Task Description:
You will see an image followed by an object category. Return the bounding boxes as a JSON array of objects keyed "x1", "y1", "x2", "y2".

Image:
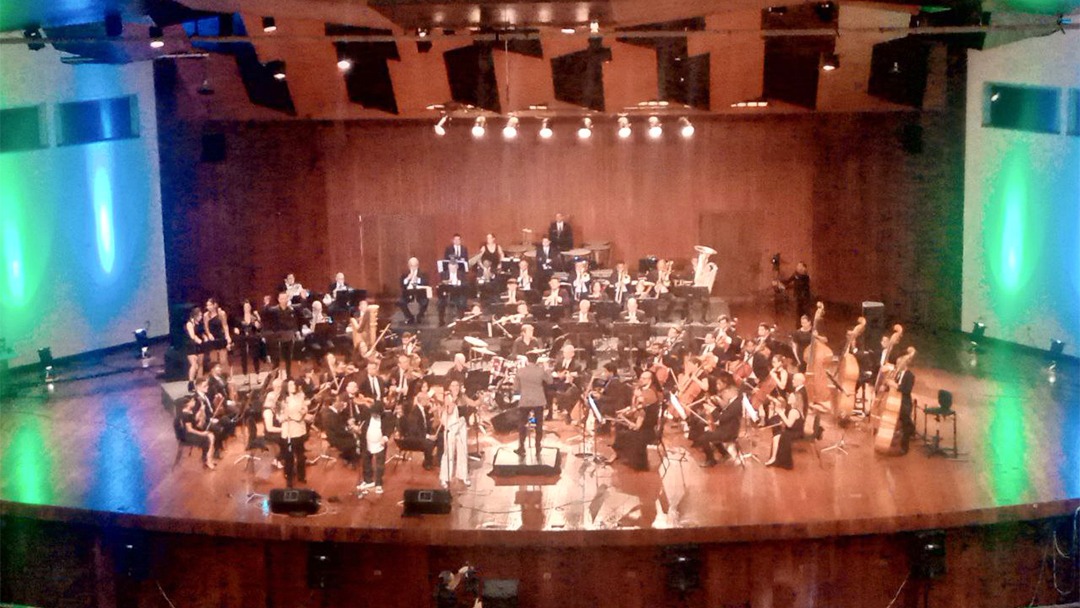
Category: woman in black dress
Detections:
[
  {"x1": 235, "y1": 299, "x2": 264, "y2": 376},
  {"x1": 204, "y1": 298, "x2": 232, "y2": 372},
  {"x1": 183, "y1": 307, "x2": 205, "y2": 391},
  {"x1": 764, "y1": 391, "x2": 804, "y2": 469},
  {"x1": 612, "y1": 369, "x2": 661, "y2": 471},
  {"x1": 478, "y1": 233, "x2": 504, "y2": 271}
]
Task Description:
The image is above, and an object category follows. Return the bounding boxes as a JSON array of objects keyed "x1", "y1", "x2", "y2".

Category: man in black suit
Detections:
[
  {"x1": 535, "y1": 236, "x2": 561, "y2": 277},
  {"x1": 358, "y1": 359, "x2": 386, "y2": 405},
  {"x1": 262, "y1": 291, "x2": 299, "y2": 376},
  {"x1": 694, "y1": 379, "x2": 743, "y2": 466},
  {"x1": 397, "y1": 257, "x2": 430, "y2": 325},
  {"x1": 443, "y1": 233, "x2": 469, "y2": 264},
  {"x1": 548, "y1": 212, "x2": 574, "y2": 252},
  {"x1": 514, "y1": 357, "x2": 552, "y2": 457},
  {"x1": 327, "y1": 272, "x2": 351, "y2": 299},
  {"x1": 396, "y1": 386, "x2": 437, "y2": 469},
  {"x1": 591, "y1": 362, "x2": 631, "y2": 426},
  {"x1": 891, "y1": 363, "x2": 917, "y2": 453}
]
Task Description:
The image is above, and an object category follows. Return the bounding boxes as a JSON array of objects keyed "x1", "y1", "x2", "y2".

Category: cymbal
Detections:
[
  {"x1": 464, "y1": 336, "x2": 489, "y2": 348},
  {"x1": 473, "y1": 346, "x2": 497, "y2": 357},
  {"x1": 523, "y1": 250, "x2": 537, "y2": 258},
  {"x1": 503, "y1": 244, "x2": 530, "y2": 254},
  {"x1": 695, "y1": 245, "x2": 717, "y2": 255}
]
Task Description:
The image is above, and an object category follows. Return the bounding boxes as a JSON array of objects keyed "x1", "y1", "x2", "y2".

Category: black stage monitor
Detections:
[
  {"x1": 403, "y1": 488, "x2": 452, "y2": 516},
  {"x1": 269, "y1": 488, "x2": 321, "y2": 516}
]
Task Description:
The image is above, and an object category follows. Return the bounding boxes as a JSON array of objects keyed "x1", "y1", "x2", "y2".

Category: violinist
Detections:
[
  {"x1": 589, "y1": 362, "x2": 631, "y2": 424},
  {"x1": 396, "y1": 381, "x2": 437, "y2": 470},
  {"x1": 176, "y1": 381, "x2": 216, "y2": 469},
  {"x1": 359, "y1": 359, "x2": 387, "y2": 405},
  {"x1": 673, "y1": 355, "x2": 708, "y2": 421},
  {"x1": 387, "y1": 354, "x2": 420, "y2": 411},
  {"x1": 322, "y1": 386, "x2": 360, "y2": 466},
  {"x1": 693, "y1": 376, "x2": 743, "y2": 467},
  {"x1": 611, "y1": 369, "x2": 661, "y2": 471}
]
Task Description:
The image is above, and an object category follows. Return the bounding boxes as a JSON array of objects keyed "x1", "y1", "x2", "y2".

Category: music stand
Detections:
[
  {"x1": 437, "y1": 260, "x2": 469, "y2": 276},
  {"x1": 531, "y1": 304, "x2": 565, "y2": 322}
]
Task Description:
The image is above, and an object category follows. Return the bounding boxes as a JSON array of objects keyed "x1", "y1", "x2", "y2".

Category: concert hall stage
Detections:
[{"x1": 1, "y1": 319, "x2": 1077, "y2": 607}]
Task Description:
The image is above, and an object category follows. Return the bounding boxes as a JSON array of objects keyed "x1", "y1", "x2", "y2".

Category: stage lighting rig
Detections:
[
  {"x1": 23, "y1": 27, "x2": 45, "y2": 51},
  {"x1": 471, "y1": 116, "x2": 486, "y2": 138},
  {"x1": 821, "y1": 53, "x2": 840, "y2": 71},
  {"x1": 617, "y1": 116, "x2": 631, "y2": 139},
  {"x1": 262, "y1": 17, "x2": 277, "y2": 33},
  {"x1": 502, "y1": 117, "x2": 519, "y2": 139},
  {"x1": 134, "y1": 328, "x2": 151, "y2": 365},
  {"x1": 38, "y1": 347, "x2": 55, "y2": 391},
  {"x1": 148, "y1": 26, "x2": 164, "y2": 49},
  {"x1": 577, "y1": 117, "x2": 593, "y2": 140},
  {"x1": 538, "y1": 118, "x2": 553, "y2": 139},
  {"x1": 434, "y1": 115, "x2": 449, "y2": 136},
  {"x1": 678, "y1": 117, "x2": 695, "y2": 138},
  {"x1": 647, "y1": 116, "x2": 663, "y2": 139}
]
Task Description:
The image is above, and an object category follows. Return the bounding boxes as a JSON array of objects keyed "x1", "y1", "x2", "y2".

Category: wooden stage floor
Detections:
[{"x1": 1, "y1": 321, "x2": 1078, "y2": 547}]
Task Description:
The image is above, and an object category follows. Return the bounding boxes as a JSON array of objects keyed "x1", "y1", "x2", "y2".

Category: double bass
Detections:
[
  {"x1": 870, "y1": 324, "x2": 905, "y2": 418},
  {"x1": 874, "y1": 346, "x2": 916, "y2": 455},
  {"x1": 803, "y1": 302, "x2": 834, "y2": 404},
  {"x1": 829, "y1": 316, "x2": 866, "y2": 419}
]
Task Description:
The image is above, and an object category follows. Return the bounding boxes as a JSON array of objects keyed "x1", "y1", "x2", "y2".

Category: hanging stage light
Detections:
[
  {"x1": 503, "y1": 117, "x2": 520, "y2": 140},
  {"x1": 471, "y1": 116, "x2": 487, "y2": 138},
  {"x1": 434, "y1": 115, "x2": 449, "y2": 136},
  {"x1": 617, "y1": 116, "x2": 631, "y2": 139},
  {"x1": 538, "y1": 118, "x2": 553, "y2": 140},
  {"x1": 148, "y1": 26, "x2": 164, "y2": 49},
  {"x1": 678, "y1": 117, "x2": 695, "y2": 138},
  {"x1": 262, "y1": 17, "x2": 277, "y2": 33},
  {"x1": 647, "y1": 116, "x2": 663, "y2": 139},
  {"x1": 577, "y1": 117, "x2": 593, "y2": 140}
]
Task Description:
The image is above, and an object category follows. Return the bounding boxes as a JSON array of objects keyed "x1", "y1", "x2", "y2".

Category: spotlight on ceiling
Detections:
[
  {"x1": 471, "y1": 116, "x2": 486, "y2": 138},
  {"x1": 434, "y1": 115, "x2": 449, "y2": 136},
  {"x1": 971, "y1": 322, "x2": 986, "y2": 343},
  {"x1": 337, "y1": 58, "x2": 353, "y2": 71},
  {"x1": 678, "y1": 117, "x2": 695, "y2": 138},
  {"x1": 502, "y1": 116, "x2": 519, "y2": 140},
  {"x1": 821, "y1": 52, "x2": 840, "y2": 72},
  {"x1": 539, "y1": 118, "x2": 553, "y2": 140},
  {"x1": 617, "y1": 116, "x2": 631, "y2": 139},
  {"x1": 262, "y1": 16, "x2": 277, "y2": 33},
  {"x1": 148, "y1": 26, "x2": 164, "y2": 49},
  {"x1": 577, "y1": 117, "x2": 593, "y2": 140},
  {"x1": 1050, "y1": 339, "x2": 1065, "y2": 358},
  {"x1": 417, "y1": 28, "x2": 429, "y2": 38},
  {"x1": 561, "y1": 27, "x2": 576, "y2": 34},
  {"x1": 268, "y1": 60, "x2": 286, "y2": 81},
  {"x1": 647, "y1": 116, "x2": 663, "y2": 139}
]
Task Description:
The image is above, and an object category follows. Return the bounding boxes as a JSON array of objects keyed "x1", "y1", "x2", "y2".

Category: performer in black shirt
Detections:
[
  {"x1": 443, "y1": 234, "x2": 469, "y2": 264},
  {"x1": 779, "y1": 262, "x2": 813, "y2": 326},
  {"x1": 548, "y1": 212, "x2": 574, "y2": 252},
  {"x1": 262, "y1": 292, "x2": 298, "y2": 376}
]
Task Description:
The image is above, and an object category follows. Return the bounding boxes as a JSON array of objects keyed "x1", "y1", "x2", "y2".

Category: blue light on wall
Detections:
[{"x1": 92, "y1": 162, "x2": 115, "y2": 274}]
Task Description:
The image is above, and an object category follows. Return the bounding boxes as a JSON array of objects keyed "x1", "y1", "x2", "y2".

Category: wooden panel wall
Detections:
[
  {"x1": 157, "y1": 54, "x2": 965, "y2": 330},
  {"x1": 3, "y1": 515, "x2": 1075, "y2": 608}
]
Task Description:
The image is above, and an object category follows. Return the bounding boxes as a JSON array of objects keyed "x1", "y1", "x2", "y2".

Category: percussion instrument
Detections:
[
  {"x1": 561, "y1": 248, "x2": 592, "y2": 259},
  {"x1": 464, "y1": 336, "x2": 489, "y2": 349},
  {"x1": 504, "y1": 244, "x2": 531, "y2": 255},
  {"x1": 524, "y1": 250, "x2": 537, "y2": 258},
  {"x1": 584, "y1": 241, "x2": 612, "y2": 266},
  {"x1": 472, "y1": 346, "x2": 497, "y2": 357}
]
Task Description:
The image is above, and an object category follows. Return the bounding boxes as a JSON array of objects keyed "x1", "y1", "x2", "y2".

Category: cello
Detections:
[
  {"x1": 803, "y1": 302, "x2": 834, "y2": 404},
  {"x1": 874, "y1": 346, "x2": 916, "y2": 455},
  {"x1": 829, "y1": 317, "x2": 866, "y2": 419}
]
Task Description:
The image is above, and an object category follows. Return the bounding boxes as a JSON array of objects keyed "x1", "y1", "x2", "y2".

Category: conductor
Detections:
[{"x1": 513, "y1": 355, "x2": 551, "y2": 459}]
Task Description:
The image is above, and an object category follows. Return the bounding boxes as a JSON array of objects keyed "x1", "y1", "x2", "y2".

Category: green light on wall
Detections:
[
  {"x1": 984, "y1": 145, "x2": 1044, "y2": 322},
  {"x1": 2, "y1": 218, "x2": 25, "y2": 304},
  {"x1": 1, "y1": 417, "x2": 55, "y2": 505}
]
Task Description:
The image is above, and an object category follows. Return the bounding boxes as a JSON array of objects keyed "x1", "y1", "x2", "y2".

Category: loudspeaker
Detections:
[
  {"x1": 910, "y1": 530, "x2": 946, "y2": 580},
  {"x1": 403, "y1": 488, "x2": 452, "y2": 516},
  {"x1": 269, "y1": 488, "x2": 321, "y2": 516},
  {"x1": 861, "y1": 301, "x2": 885, "y2": 350},
  {"x1": 200, "y1": 132, "x2": 226, "y2": 163}
]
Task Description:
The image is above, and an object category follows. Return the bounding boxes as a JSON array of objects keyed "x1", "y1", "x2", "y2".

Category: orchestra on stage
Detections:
[{"x1": 173, "y1": 212, "x2": 920, "y2": 493}]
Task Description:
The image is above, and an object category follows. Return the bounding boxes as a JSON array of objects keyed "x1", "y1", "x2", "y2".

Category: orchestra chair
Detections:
[
  {"x1": 922, "y1": 390, "x2": 958, "y2": 458},
  {"x1": 172, "y1": 416, "x2": 206, "y2": 470},
  {"x1": 387, "y1": 437, "x2": 424, "y2": 468},
  {"x1": 792, "y1": 415, "x2": 824, "y2": 466}
]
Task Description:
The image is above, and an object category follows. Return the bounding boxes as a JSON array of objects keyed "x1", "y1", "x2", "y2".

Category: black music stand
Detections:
[{"x1": 531, "y1": 304, "x2": 566, "y2": 322}]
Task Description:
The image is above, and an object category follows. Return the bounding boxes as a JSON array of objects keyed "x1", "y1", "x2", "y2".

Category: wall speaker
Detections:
[
  {"x1": 403, "y1": 488, "x2": 452, "y2": 516},
  {"x1": 910, "y1": 530, "x2": 946, "y2": 580},
  {"x1": 269, "y1": 488, "x2": 321, "y2": 516}
]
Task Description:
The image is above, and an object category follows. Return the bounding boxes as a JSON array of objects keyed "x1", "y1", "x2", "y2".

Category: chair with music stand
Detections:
[{"x1": 922, "y1": 389, "x2": 957, "y2": 458}]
